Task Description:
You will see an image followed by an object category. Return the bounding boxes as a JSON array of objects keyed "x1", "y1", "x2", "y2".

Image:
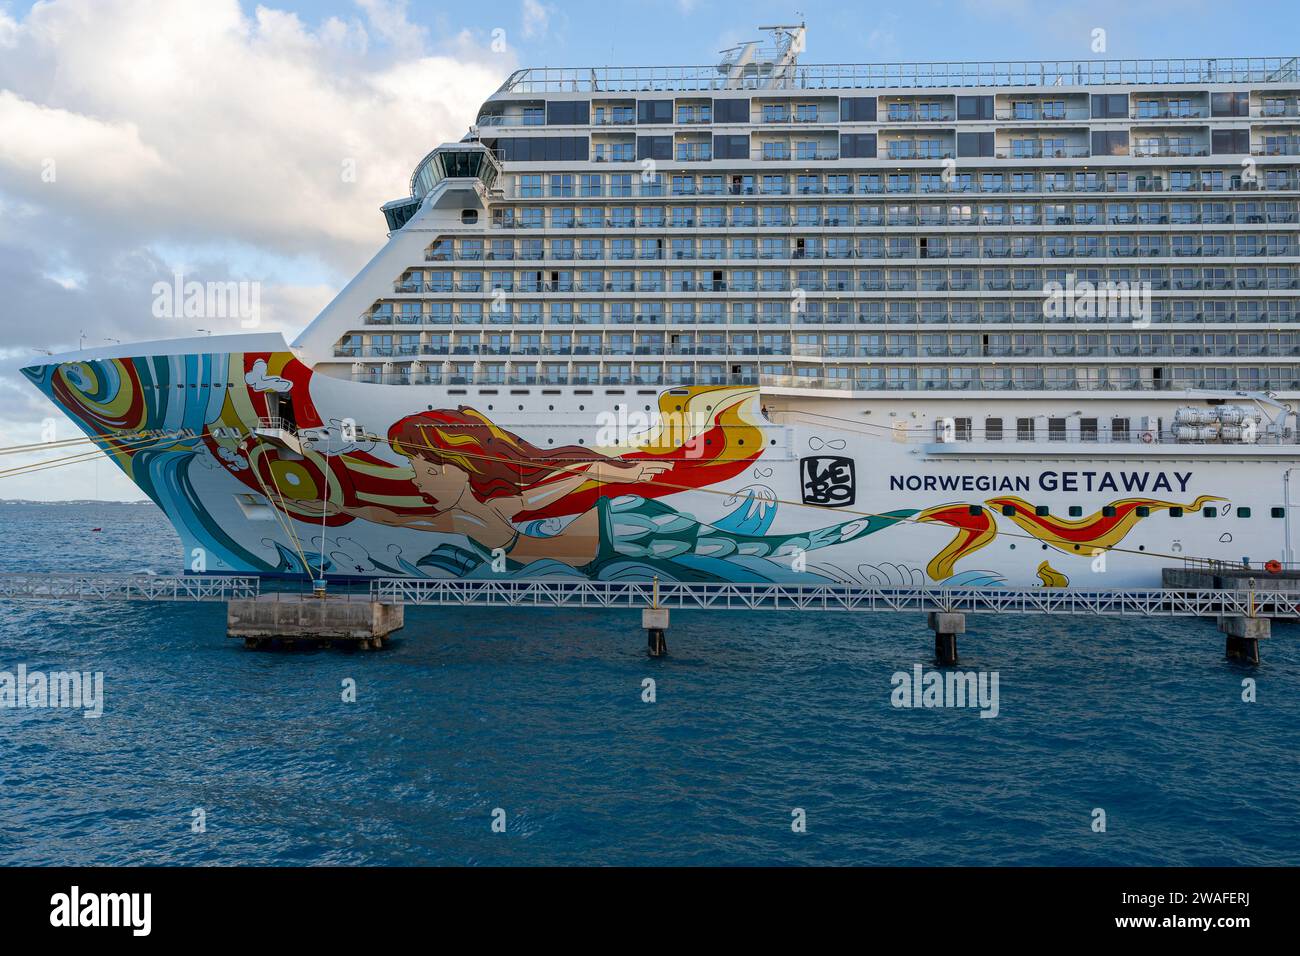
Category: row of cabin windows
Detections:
[
  {"x1": 968, "y1": 504, "x2": 1285, "y2": 518},
  {"x1": 952, "y1": 417, "x2": 1135, "y2": 441}
]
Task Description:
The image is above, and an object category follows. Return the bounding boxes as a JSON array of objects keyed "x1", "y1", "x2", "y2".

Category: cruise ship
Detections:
[{"x1": 23, "y1": 27, "x2": 1300, "y2": 587}]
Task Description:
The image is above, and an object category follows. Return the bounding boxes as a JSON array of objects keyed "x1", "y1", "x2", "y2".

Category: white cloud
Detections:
[
  {"x1": 521, "y1": 0, "x2": 551, "y2": 40},
  {"x1": 0, "y1": 0, "x2": 514, "y2": 500},
  {"x1": 0, "y1": 11, "x2": 17, "y2": 48},
  {"x1": 356, "y1": 0, "x2": 426, "y2": 57}
]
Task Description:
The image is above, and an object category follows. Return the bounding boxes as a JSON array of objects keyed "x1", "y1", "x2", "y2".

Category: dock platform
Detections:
[
  {"x1": 0, "y1": 572, "x2": 1291, "y2": 663},
  {"x1": 227, "y1": 592, "x2": 403, "y2": 650}
]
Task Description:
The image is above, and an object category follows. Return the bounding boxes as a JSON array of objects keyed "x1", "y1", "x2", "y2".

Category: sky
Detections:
[{"x1": 0, "y1": 0, "x2": 1297, "y2": 500}]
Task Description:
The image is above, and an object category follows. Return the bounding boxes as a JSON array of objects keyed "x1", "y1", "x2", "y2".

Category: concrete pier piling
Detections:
[
  {"x1": 928, "y1": 611, "x2": 965, "y2": 666},
  {"x1": 1218, "y1": 615, "x2": 1268, "y2": 665},
  {"x1": 643, "y1": 607, "x2": 669, "y2": 658},
  {"x1": 227, "y1": 593, "x2": 404, "y2": 650}
]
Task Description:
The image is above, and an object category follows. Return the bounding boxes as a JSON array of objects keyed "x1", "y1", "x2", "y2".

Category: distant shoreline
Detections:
[{"x1": 0, "y1": 499, "x2": 154, "y2": 506}]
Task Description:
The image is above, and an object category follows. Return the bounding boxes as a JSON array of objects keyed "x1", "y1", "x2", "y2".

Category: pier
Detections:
[
  {"x1": 0, "y1": 573, "x2": 400, "y2": 650},
  {"x1": 227, "y1": 592, "x2": 403, "y2": 651},
  {"x1": 0, "y1": 572, "x2": 1290, "y2": 663}
]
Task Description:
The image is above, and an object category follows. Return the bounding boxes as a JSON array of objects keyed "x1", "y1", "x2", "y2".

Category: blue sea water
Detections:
[{"x1": 0, "y1": 501, "x2": 1297, "y2": 866}]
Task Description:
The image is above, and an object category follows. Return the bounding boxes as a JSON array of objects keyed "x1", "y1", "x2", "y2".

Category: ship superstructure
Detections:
[{"x1": 300, "y1": 30, "x2": 1300, "y2": 416}]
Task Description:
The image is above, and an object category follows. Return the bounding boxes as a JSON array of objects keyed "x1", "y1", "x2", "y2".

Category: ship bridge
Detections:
[{"x1": 381, "y1": 143, "x2": 502, "y2": 231}]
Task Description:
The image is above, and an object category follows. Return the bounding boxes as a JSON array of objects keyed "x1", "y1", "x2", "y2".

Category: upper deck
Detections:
[{"x1": 494, "y1": 56, "x2": 1300, "y2": 97}]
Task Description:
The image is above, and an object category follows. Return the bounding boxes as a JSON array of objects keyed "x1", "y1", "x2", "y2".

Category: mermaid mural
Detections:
[{"x1": 302, "y1": 405, "x2": 916, "y2": 581}]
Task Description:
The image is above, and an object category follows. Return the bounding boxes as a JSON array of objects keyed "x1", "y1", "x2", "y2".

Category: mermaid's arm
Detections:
[
  {"x1": 493, "y1": 459, "x2": 673, "y2": 517},
  {"x1": 491, "y1": 468, "x2": 591, "y2": 516},
  {"x1": 340, "y1": 502, "x2": 454, "y2": 532}
]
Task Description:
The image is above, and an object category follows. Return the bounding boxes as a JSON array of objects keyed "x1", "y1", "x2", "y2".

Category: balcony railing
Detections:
[
  {"x1": 753, "y1": 147, "x2": 841, "y2": 161},
  {"x1": 497, "y1": 57, "x2": 1300, "y2": 94},
  {"x1": 495, "y1": 175, "x2": 1300, "y2": 200},
  {"x1": 995, "y1": 107, "x2": 1091, "y2": 121},
  {"x1": 1131, "y1": 143, "x2": 1210, "y2": 157},
  {"x1": 884, "y1": 144, "x2": 954, "y2": 160},
  {"x1": 1131, "y1": 107, "x2": 1210, "y2": 119},
  {"x1": 996, "y1": 145, "x2": 1091, "y2": 159},
  {"x1": 1253, "y1": 141, "x2": 1300, "y2": 156},
  {"x1": 882, "y1": 109, "x2": 955, "y2": 122}
]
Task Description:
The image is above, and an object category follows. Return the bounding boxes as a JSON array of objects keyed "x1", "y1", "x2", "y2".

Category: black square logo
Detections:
[{"x1": 800, "y1": 455, "x2": 856, "y2": 507}]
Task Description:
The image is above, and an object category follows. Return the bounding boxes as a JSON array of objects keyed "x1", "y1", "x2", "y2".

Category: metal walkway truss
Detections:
[{"x1": 369, "y1": 579, "x2": 1300, "y2": 619}]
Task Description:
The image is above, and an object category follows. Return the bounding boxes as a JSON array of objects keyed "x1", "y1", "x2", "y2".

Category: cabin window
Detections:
[
  {"x1": 1272, "y1": 507, "x2": 1286, "y2": 518},
  {"x1": 985, "y1": 417, "x2": 1003, "y2": 441}
]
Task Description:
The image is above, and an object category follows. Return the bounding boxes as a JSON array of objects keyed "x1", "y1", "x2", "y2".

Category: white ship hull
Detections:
[{"x1": 24, "y1": 339, "x2": 1300, "y2": 588}]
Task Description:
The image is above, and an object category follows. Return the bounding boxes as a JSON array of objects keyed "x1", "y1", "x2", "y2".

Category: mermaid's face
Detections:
[{"x1": 410, "y1": 457, "x2": 470, "y2": 508}]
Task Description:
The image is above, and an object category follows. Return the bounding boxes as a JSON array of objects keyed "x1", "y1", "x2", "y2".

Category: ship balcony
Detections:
[
  {"x1": 994, "y1": 106, "x2": 1091, "y2": 121},
  {"x1": 882, "y1": 108, "x2": 954, "y2": 123},
  {"x1": 752, "y1": 144, "x2": 840, "y2": 161},
  {"x1": 994, "y1": 143, "x2": 1090, "y2": 159},
  {"x1": 1130, "y1": 105, "x2": 1210, "y2": 120},
  {"x1": 1133, "y1": 142, "x2": 1211, "y2": 158},
  {"x1": 883, "y1": 143, "x2": 953, "y2": 160},
  {"x1": 1252, "y1": 139, "x2": 1300, "y2": 156},
  {"x1": 252, "y1": 417, "x2": 306, "y2": 456},
  {"x1": 758, "y1": 112, "x2": 838, "y2": 125}
]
